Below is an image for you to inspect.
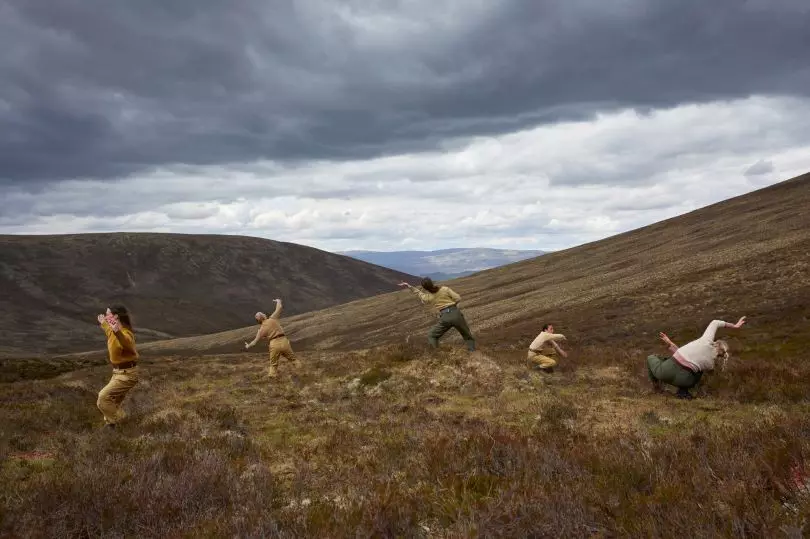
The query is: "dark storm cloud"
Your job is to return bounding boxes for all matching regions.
[744,159,775,177]
[1,0,809,186]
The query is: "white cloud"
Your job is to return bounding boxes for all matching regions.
[3,96,809,253]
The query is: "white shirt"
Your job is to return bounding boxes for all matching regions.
[675,320,727,372]
[529,331,565,353]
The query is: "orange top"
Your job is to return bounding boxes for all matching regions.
[102,322,139,366]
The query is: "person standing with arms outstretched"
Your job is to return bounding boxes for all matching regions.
[245,298,299,378]
[96,305,139,430]
[398,278,476,352]
[647,316,746,399]
[527,323,568,373]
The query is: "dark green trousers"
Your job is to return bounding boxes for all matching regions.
[647,354,702,389]
[428,306,476,351]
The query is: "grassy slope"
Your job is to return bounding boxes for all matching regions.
[131,171,810,358]
[2,173,810,536]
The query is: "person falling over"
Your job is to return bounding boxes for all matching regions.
[527,323,568,373]
[398,277,476,352]
[96,305,139,430]
[244,298,300,378]
[648,316,746,400]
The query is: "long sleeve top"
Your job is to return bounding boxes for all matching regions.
[102,322,139,366]
[674,320,729,372]
[409,285,461,312]
[529,331,565,354]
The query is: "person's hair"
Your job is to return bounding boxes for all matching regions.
[109,304,133,330]
[542,324,550,331]
[421,277,440,293]
[715,339,730,370]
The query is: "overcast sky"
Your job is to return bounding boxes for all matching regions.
[2,0,809,252]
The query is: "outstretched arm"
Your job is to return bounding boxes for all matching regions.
[245,325,267,350]
[269,298,282,319]
[701,316,746,341]
[659,332,679,354]
[398,282,431,304]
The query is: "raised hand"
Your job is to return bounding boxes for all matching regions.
[97,314,105,325]
[274,298,281,303]
[658,332,672,345]
[397,282,411,288]
[733,316,746,329]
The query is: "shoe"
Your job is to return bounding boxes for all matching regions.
[267,368,279,378]
[676,389,694,400]
[103,423,116,430]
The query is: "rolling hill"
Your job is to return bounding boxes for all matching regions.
[0,233,415,355]
[3,173,810,537]
[339,248,547,280]
[132,171,810,358]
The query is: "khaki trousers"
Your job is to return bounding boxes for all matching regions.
[527,350,557,369]
[97,366,139,425]
[268,336,297,375]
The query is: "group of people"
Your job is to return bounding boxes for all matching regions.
[94,277,746,428]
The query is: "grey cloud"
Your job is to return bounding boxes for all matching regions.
[1,0,809,188]
[744,159,775,177]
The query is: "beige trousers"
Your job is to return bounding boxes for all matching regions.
[527,350,557,369]
[268,337,298,375]
[97,367,139,424]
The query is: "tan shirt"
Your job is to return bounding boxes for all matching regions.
[261,302,285,343]
[410,285,461,312]
[529,331,565,354]
[102,323,139,365]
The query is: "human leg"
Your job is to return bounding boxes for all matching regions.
[97,368,139,425]
[447,309,476,351]
[427,316,453,348]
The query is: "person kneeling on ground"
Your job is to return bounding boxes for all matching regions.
[96,305,140,430]
[245,298,300,378]
[528,323,568,373]
[398,278,476,352]
[648,316,746,399]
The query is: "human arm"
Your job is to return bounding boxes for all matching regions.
[398,282,431,304]
[98,314,137,354]
[658,332,679,354]
[701,317,746,341]
[551,340,568,358]
[269,298,282,320]
[244,325,268,350]
[445,287,461,303]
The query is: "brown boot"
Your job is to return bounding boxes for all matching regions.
[267,366,279,378]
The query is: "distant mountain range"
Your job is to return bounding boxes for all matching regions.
[338,248,547,280]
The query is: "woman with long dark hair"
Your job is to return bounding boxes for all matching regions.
[96,304,139,429]
[398,277,476,352]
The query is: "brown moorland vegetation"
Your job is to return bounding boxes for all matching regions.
[1,173,809,537]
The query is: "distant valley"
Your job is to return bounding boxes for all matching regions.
[339,248,547,280]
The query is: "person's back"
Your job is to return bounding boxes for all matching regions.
[398,278,475,352]
[675,320,725,372]
[421,285,460,311]
[260,316,285,342]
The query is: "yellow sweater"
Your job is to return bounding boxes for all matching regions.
[102,322,139,366]
[410,285,461,312]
